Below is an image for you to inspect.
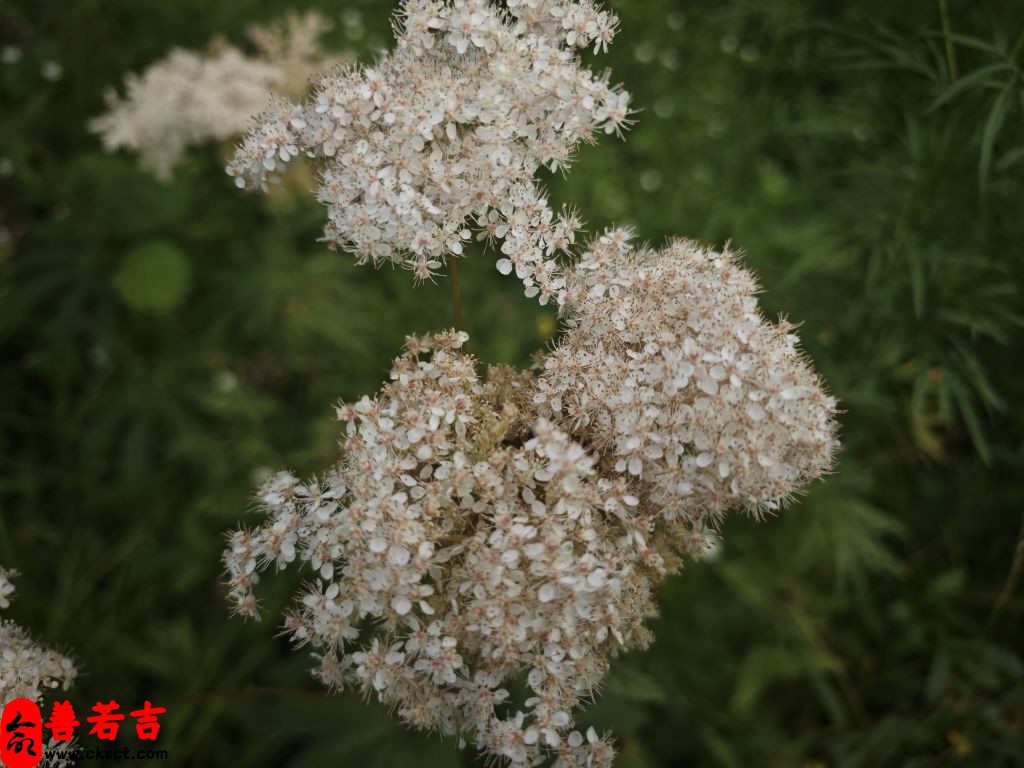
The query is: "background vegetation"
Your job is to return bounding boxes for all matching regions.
[1,0,1022,765]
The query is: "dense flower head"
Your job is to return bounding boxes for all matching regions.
[0,567,77,703]
[539,233,839,523]
[226,0,631,298]
[223,295,834,762]
[222,252,838,765]
[224,331,672,767]
[90,12,336,179]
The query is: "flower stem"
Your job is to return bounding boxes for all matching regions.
[450,257,465,332]
[1012,28,1024,62]
[988,510,1024,631]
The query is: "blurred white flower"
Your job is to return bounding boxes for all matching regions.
[90,12,337,179]
[41,60,63,81]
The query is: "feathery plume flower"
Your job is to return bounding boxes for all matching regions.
[538,233,839,523]
[226,0,631,297]
[0,567,77,703]
[90,12,337,179]
[224,332,660,767]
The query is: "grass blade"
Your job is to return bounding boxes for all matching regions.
[927,62,1013,112]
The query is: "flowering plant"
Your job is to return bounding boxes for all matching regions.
[222,1,838,765]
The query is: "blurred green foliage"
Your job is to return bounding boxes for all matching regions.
[1,0,1022,765]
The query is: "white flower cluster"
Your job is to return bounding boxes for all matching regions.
[0,567,77,703]
[225,331,656,767]
[539,234,838,523]
[221,2,839,766]
[90,12,337,179]
[226,0,630,299]
[224,294,836,764]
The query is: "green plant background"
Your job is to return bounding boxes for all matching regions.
[2,0,1022,765]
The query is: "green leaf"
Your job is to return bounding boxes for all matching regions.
[926,62,1013,112]
[948,374,993,464]
[925,646,951,703]
[606,666,669,704]
[996,144,1024,172]
[797,491,904,587]
[908,249,925,318]
[112,241,192,313]
[925,31,1005,55]
[979,81,1015,193]
[926,569,966,600]
[731,644,835,715]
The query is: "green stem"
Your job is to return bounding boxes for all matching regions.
[1011,28,1024,62]
[988,511,1024,631]
[449,257,465,333]
[939,0,958,81]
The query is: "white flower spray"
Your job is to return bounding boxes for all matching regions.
[0,567,77,704]
[90,12,338,179]
[226,0,629,298]
[222,2,839,766]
